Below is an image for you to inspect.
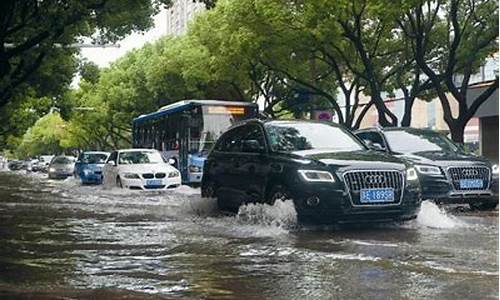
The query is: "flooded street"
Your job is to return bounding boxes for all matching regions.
[0,170,497,299]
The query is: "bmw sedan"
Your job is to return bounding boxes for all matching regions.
[355,127,498,210]
[201,120,422,224]
[103,149,181,190]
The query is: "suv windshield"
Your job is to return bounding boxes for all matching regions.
[265,122,364,153]
[80,153,108,164]
[118,151,165,165]
[384,130,460,153]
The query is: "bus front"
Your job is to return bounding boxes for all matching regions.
[186,104,258,183]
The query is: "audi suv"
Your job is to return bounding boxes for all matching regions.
[201,120,422,224]
[355,127,498,210]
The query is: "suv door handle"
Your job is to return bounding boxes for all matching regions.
[230,158,240,168]
[270,163,283,172]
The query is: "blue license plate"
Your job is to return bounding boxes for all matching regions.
[360,188,395,203]
[459,179,483,189]
[146,179,162,186]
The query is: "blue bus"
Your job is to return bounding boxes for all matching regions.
[132,100,259,184]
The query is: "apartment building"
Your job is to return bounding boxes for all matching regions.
[166,0,206,36]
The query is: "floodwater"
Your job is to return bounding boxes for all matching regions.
[0,170,497,300]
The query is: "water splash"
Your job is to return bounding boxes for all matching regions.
[179,194,219,217]
[416,200,465,229]
[236,199,298,230]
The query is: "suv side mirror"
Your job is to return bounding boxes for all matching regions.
[107,160,116,166]
[241,139,264,153]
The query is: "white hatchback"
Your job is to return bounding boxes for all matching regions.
[103,149,181,190]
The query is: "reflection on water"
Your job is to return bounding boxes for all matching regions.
[0,170,497,299]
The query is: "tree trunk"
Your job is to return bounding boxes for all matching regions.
[449,121,465,144]
[400,97,415,127]
[372,93,397,127]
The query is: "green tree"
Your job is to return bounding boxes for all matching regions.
[0,0,173,108]
[16,112,68,157]
[398,0,498,143]
[189,0,342,120]
[79,60,101,84]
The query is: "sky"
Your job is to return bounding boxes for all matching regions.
[79,10,168,68]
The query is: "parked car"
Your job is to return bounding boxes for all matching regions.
[201,120,422,224]
[103,149,181,190]
[33,155,54,173]
[74,151,110,184]
[7,160,24,171]
[24,158,35,172]
[48,156,76,179]
[354,127,499,210]
[0,156,6,169]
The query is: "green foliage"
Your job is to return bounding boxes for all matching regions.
[6,0,497,152]
[79,60,101,84]
[16,112,68,157]
[0,0,173,108]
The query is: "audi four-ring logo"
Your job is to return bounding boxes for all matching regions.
[364,175,386,184]
[462,169,479,176]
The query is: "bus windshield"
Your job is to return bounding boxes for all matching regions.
[194,106,255,154]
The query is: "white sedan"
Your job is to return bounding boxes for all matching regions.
[103,149,181,190]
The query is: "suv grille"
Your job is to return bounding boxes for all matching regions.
[447,166,490,191]
[343,170,404,206]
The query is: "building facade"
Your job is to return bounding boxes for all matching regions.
[166,0,206,36]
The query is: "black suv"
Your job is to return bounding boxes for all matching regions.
[201,120,421,224]
[355,127,499,210]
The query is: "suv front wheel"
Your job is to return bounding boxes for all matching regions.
[267,185,291,206]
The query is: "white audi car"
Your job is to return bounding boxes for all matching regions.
[103,149,181,190]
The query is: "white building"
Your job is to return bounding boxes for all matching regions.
[166,0,206,36]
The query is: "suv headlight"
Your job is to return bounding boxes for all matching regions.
[189,165,201,172]
[298,170,335,183]
[123,173,140,179]
[492,164,498,175]
[415,165,441,175]
[406,167,418,181]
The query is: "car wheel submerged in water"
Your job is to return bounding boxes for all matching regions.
[266,185,291,205]
[116,177,123,188]
[202,180,238,213]
[469,200,498,211]
[201,119,422,225]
